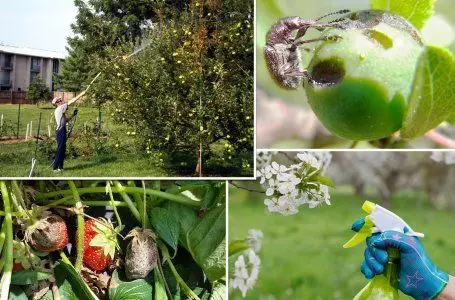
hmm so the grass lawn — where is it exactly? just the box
[0,104,253,177]
[229,186,455,299]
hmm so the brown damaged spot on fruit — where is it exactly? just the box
[24,207,69,252]
[124,227,158,280]
[310,57,345,86]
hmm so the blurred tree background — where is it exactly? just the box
[257,0,455,149]
[229,151,455,299]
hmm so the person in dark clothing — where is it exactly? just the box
[52,92,85,172]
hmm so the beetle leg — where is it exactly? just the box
[293,35,342,47]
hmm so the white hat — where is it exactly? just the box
[52,97,62,105]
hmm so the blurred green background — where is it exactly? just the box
[229,187,455,299]
[257,0,455,148]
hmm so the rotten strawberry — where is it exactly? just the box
[124,227,158,280]
[24,206,68,252]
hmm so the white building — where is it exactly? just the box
[0,45,65,92]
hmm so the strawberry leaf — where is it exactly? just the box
[109,269,153,300]
[187,205,225,282]
[11,270,50,285]
[150,207,180,253]
[54,260,98,300]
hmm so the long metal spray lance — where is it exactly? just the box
[29,112,42,177]
[66,40,152,139]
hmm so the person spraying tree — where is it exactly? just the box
[51,92,85,172]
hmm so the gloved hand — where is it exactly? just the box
[73,108,78,116]
[352,218,449,299]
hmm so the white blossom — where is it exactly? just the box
[258,151,333,216]
[230,250,261,297]
[256,151,277,169]
[246,229,263,253]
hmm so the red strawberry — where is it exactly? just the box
[25,207,68,252]
[82,218,119,272]
[13,262,24,272]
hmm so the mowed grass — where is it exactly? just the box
[0,104,171,177]
[229,187,455,300]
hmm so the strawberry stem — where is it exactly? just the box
[0,222,5,256]
[68,181,85,272]
[37,186,201,208]
[106,182,122,228]
[0,181,14,300]
[113,181,141,222]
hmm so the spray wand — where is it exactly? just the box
[344,201,424,299]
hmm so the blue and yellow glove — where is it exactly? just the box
[352,219,449,299]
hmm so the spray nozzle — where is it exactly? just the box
[343,201,424,249]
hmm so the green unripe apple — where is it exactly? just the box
[305,10,425,140]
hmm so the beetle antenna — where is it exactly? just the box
[315,9,351,22]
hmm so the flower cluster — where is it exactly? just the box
[431,151,455,165]
[230,229,263,297]
[246,229,263,253]
[257,152,333,215]
[230,250,261,297]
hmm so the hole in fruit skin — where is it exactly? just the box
[364,29,393,49]
[310,57,345,85]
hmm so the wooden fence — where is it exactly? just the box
[0,91,77,105]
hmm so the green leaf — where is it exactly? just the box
[201,185,218,209]
[11,270,50,285]
[154,269,167,300]
[8,286,27,300]
[166,202,197,249]
[228,240,251,256]
[187,205,226,282]
[314,175,335,188]
[210,282,227,300]
[54,261,98,300]
[402,45,455,138]
[370,0,436,29]
[150,207,180,252]
[109,269,153,300]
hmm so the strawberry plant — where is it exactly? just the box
[0,180,226,299]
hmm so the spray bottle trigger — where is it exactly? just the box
[343,216,374,248]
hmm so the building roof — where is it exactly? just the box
[0,44,66,60]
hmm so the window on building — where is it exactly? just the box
[31,57,40,71]
[0,71,11,91]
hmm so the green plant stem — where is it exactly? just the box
[113,181,141,222]
[0,222,5,258]
[68,181,85,272]
[37,186,201,208]
[47,195,76,206]
[167,258,200,300]
[0,211,30,217]
[47,200,128,207]
[10,181,24,212]
[0,181,14,300]
[142,181,149,228]
[106,183,122,228]
[59,251,73,267]
[159,241,200,300]
[127,181,144,226]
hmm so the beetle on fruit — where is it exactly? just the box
[264,10,425,141]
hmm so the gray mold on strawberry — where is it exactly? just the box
[124,227,158,280]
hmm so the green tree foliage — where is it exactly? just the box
[27,76,51,103]
[61,0,191,91]
[90,0,254,165]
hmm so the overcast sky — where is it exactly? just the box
[0,0,78,55]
